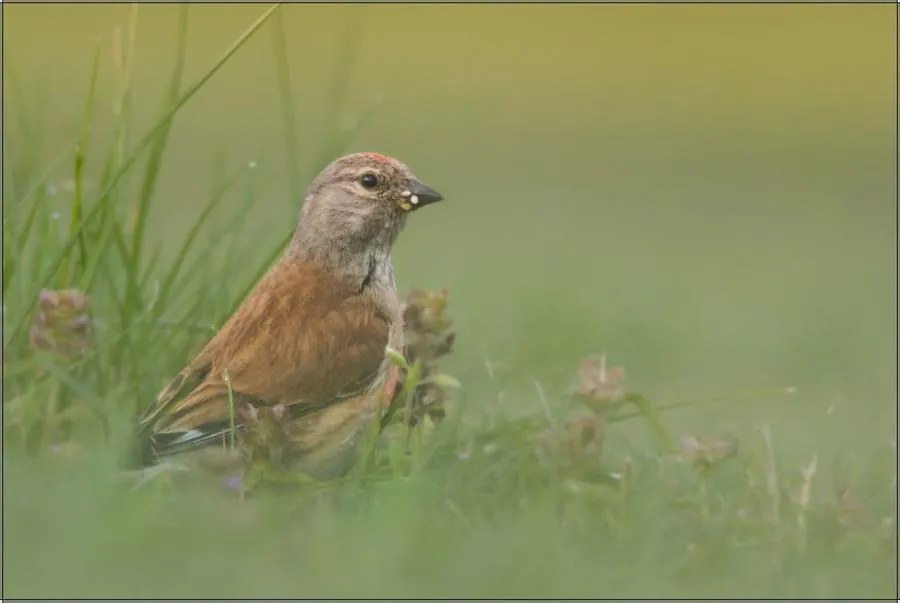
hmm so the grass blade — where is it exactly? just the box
[271,8,302,206]
[5,3,282,347]
[153,163,250,315]
[129,5,189,272]
[59,41,103,288]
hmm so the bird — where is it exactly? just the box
[137,152,444,479]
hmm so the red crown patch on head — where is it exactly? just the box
[364,152,393,165]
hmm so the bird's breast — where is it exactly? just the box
[287,386,381,479]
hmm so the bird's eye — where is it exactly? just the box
[360,173,379,189]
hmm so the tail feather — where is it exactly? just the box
[147,421,245,461]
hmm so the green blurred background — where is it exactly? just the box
[7,2,894,434]
[3,3,896,597]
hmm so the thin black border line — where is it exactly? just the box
[2,1,899,4]
[1,2,897,601]
[894,2,899,600]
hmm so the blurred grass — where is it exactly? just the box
[2,3,897,599]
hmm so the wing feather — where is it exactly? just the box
[140,260,391,461]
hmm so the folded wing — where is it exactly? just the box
[139,260,391,461]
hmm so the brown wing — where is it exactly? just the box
[140,259,391,458]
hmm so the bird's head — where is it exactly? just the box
[292,152,444,263]
[310,152,444,214]
[304,153,443,236]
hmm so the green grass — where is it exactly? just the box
[2,4,896,599]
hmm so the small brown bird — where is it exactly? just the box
[138,152,444,478]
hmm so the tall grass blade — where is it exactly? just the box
[153,163,250,316]
[271,8,302,206]
[59,42,102,288]
[311,9,372,175]
[129,6,189,273]
[6,3,282,346]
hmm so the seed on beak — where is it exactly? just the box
[400,190,418,211]
[399,182,441,211]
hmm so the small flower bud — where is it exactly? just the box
[576,354,626,410]
[29,289,94,359]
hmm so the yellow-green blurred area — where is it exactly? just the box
[3,3,896,598]
[7,2,895,438]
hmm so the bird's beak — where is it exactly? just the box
[400,179,444,211]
